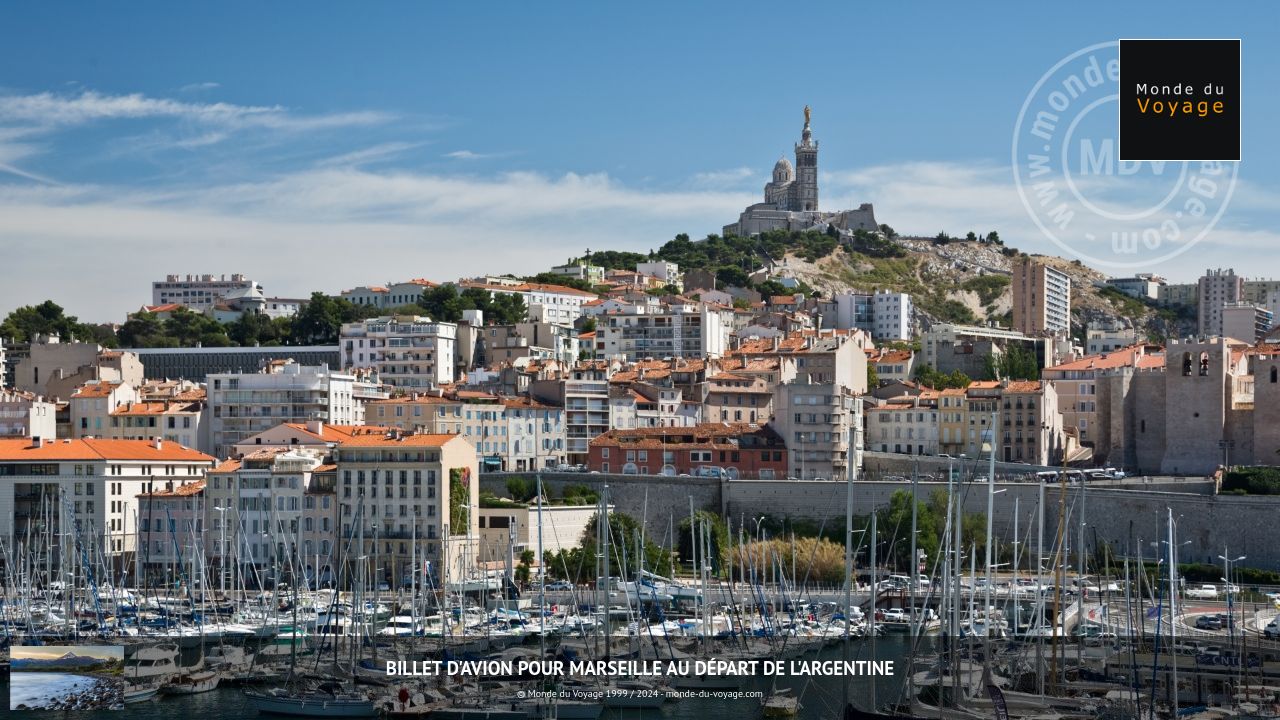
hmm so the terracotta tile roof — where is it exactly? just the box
[280,423,398,442]
[72,382,122,399]
[337,432,458,448]
[1004,380,1043,393]
[313,463,337,473]
[209,459,243,473]
[110,401,200,416]
[770,295,799,305]
[402,278,437,287]
[590,422,781,450]
[142,303,183,313]
[875,350,913,364]
[0,438,213,462]
[139,479,206,498]
[967,381,1001,390]
[1044,344,1165,373]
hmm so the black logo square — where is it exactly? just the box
[1119,39,1240,161]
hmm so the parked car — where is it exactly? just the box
[544,580,573,591]
[1195,615,1223,630]
[1186,584,1220,599]
[1264,618,1279,639]
[881,608,907,622]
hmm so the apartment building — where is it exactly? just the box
[530,364,611,465]
[1198,268,1244,337]
[587,423,787,479]
[16,342,144,401]
[997,380,1063,465]
[770,380,862,481]
[867,393,939,456]
[1221,302,1273,343]
[733,331,870,394]
[1012,257,1071,336]
[135,479,206,583]
[0,437,215,573]
[152,273,258,311]
[208,362,364,458]
[334,431,478,588]
[0,388,56,439]
[340,315,457,389]
[595,302,731,361]
[366,392,567,472]
[703,372,773,424]
[339,279,438,309]
[204,448,328,588]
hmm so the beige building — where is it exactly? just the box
[476,502,604,570]
[1012,257,1071,336]
[770,379,862,480]
[1198,268,1244,337]
[333,431,478,589]
[997,380,1064,465]
[1041,345,1164,456]
[16,342,144,401]
[703,372,773,424]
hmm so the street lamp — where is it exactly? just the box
[1217,552,1246,646]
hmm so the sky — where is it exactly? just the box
[0,2,1277,322]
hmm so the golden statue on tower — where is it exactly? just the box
[804,105,811,125]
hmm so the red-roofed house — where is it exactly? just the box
[0,437,215,569]
[587,423,787,478]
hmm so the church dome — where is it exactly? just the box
[772,156,794,182]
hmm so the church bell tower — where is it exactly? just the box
[793,105,818,212]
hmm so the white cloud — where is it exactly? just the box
[442,149,515,161]
[688,167,758,190]
[179,82,221,92]
[0,90,393,133]
[319,142,424,168]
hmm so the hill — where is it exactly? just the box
[615,228,1195,343]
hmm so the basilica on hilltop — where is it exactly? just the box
[723,106,879,238]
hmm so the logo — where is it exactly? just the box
[1012,41,1237,269]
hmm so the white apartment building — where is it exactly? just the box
[1086,322,1138,355]
[340,316,457,389]
[366,393,567,472]
[205,448,327,585]
[208,362,362,458]
[0,437,214,571]
[339,279,438,309]
[0,389,56,439]
[635,261,681,287]
[595,303,730,361]
[871,290,913,341]
[530,365,611,464]
[152,274,259,311]
[867,397,940,456]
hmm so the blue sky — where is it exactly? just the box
[1,2,1277,321]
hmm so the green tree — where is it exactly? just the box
[0,300,97,343]
[291,292,350,344]
[505,476,536,502]
[448,468,472,534]
[117,312,166,347]
[867,363,880,389]
[677,511,730,576]
[163,308,229,346]
[875,490,942,572]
